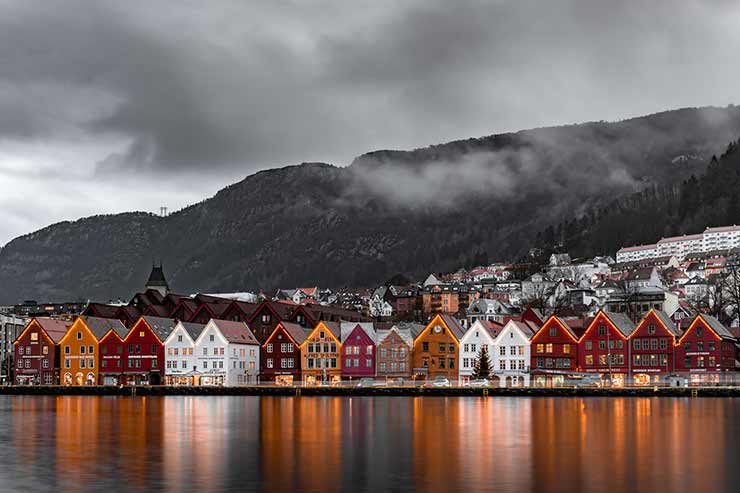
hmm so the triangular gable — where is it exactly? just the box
[532,315,579,343]
[633,309,680,338]
[300,320,342,347]
[14,318,72,346]
[678,314,733,343]
[461,320,499,345]
[194,319,230,346]
[579,310,633,342]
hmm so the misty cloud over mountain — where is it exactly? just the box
[1,1,740,245]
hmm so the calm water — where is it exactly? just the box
[0,395,737,492]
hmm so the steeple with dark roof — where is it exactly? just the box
[145,262,170,297]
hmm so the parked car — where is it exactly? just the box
[425,377,450,388]
[355,378,376,388]
[465,379,490,387]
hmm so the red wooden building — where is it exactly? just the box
[675,314,738,384]
[530,315,580,387]
[98,322,132,385]
[221,301,259,323]
[189,302,230,325]
[13,318,72,385]
[578,310,635,387]
[247,301,295,344]
[340,323,377,380]
[120,316,177,385]
[260,322,311,385]
[629,309,681,385]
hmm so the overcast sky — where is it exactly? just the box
[1,0,739,245]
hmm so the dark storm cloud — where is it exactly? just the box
[0,0,739,244]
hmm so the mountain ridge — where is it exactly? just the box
[3,105,740,303]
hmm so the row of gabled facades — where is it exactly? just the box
[12,305,740,386]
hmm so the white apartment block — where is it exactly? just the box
[615,244,657,263]
[616,225,740,262]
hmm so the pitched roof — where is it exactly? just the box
[83,303,119,318]
[146,264,169,288]
[698,314,736,340]
[340,322,376,343]
[602,311,636,337]
[651,309,682,337]
[178,321,207,341]
[32,317,74,344]
[617,244,657,253]
[140,316,178,342]
[191,302,230,319]
[505,320,539,339]
[438,314,466,341]
[80,316,128,340]
[377,323,423,347]
[210,319,259,345]
[279,322,312,346]
[143,304,171,317]
[315,321,341,341]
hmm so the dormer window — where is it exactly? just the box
[77,332,82,340]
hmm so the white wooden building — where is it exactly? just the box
[491,320,538,387]
[163,321,206,385]
[458,320,501,383]
[193,319,260,385]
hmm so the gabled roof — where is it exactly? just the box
[340,322,376,343]
[503,320,539,340]
[82,302,119,318]
[22,317,74,344]
[276,322,312,346]
[178,321,207,341]
[314,321,341,341]
[423,273,442,287]
[650,309,682,337]
[248,301,294,323]
[376,323,423,347]
[115,305,141,321]
[438,314,466,341]
[170,299,198,318]
[139,316,178,343]
[600,311,636,338]
[190,302,229,320]
[78,316,128,341]
[697,314,736,340]
[146,264,169,288]
[143,304,171,317]
[209,319,259,345]
[225,300,259,318]
[535,316,580,342]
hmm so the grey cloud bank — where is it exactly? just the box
[1,0,739,244]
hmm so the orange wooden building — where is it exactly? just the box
[59,316,128,386]
[300,321,342,385]
[411,314,466,381]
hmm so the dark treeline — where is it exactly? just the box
[537,139,740,257]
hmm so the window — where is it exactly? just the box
[684,356,691,367]
[204,361,208,369]
[209,334,215,342]
[549,326,557,337]
[439,357,445,369]
[261,313,271,324]
[500,346,506,356]
[422,342,429,352]
[307,358,314,369]
[697,342,704,352]
[80,359,86,368]
[77,331,82,340]
[203,347,207,355]
[642,339,649,350]
[308,343,314,353]
[102,360,108,369]
[88,345,94,354]
[43,346,48,355]
[379,362,387,372]
[448,343,454,353]
[139,331,145,337]
[65,360,72,369]
[598,325,606,336]
[89,359,95,368]
[366,345,373,355]
[80,345,86,354]
[18,346,23,356]
[379,348,387,358]
[616,340,623,349]
[696,327,704,338]
[178,335,183,342]
[708,341,716,351]
[499,360,506,370]
[319,331,325,339]
[510,346,516,355]
[684,342,691,352]
[536,357,544,368]
[64,346,70,354]
[463,344,469,352]
[267,358,273,368]
[563,344,570,354]
[30,332,38,341]
[470,344,476,353]
[708,356,716,367]
[545,343,553,354]
[366,359,372,367]
[647,324,655,335]
[599,355,607,365]
[650,339,658,350]
[660,338,668,350]
[399,362,406,372]
[152,359,157,368]
[535,343,544,353]
[585,355,593,365]
[599,341,606,350]
[697,356,705,368]
[182,361,187,369]
[439,343,446,353]
[42,359,49,369]
[632,339,640,350]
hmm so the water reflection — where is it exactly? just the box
[0,396,737,492]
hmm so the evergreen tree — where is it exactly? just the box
[472,345,492,380]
